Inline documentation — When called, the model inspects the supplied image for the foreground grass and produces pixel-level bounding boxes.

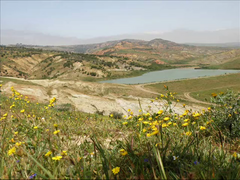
[146,73,240,102]
[0,85,239,179]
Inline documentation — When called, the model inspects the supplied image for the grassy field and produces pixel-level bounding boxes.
[207,57,240,70]
[0,84,239,179]
[145,73,240,102]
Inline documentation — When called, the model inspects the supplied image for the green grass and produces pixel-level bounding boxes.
[206,57,240,70]
[145,73,240,103]
[0,86,239,179]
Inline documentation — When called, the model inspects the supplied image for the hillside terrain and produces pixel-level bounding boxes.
[0,46,170,80]
[13,38,240,69]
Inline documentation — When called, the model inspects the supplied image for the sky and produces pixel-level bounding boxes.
[1,1,239,39]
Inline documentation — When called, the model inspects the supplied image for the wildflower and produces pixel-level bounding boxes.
[192,122,196,125]
[142,129,147,133]
[138,117,143,121]
[52,156,62,161]
[185,131,192,136]
[45,151,52,157]
[193,113,201,118]
[128,116,132,120]
[33,126,38,129]
[173,156,179,160]
[29,173,37,179]
[158,110,163,115]
[8,147,16,156]
[112,167,120,175]
[54,124,58,127]
[15,142,23,147]
[200,126,206,130]
[183,104,186,108]
[3,113,8,117]
[110,114,113,118]
[194,161,199,165]
[164,117,170,121]
[182,123,189,127]
[147,130,159,137]
[211,93,217,98]
[120,149,128,156]
[53,130,60,135]
[233,152,237,158]
[138,109,142,112]
[90,152,94,157]
[173,123,177,126]
[160,94,164,98]
[145,112,150,117]
[184,119,190,122]
[162,123,168,128]
[148,117,152,121]
[144,158,149,162]
[61,151,67,156]
[208,107,211,111]
[20,109,25,113]
[122,122,128,125]
[14,132,18,135]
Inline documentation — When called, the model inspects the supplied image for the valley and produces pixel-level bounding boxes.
[1,38,239,115]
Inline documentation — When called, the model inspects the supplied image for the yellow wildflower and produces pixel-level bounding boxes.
[185,131,192,136]
[54,124,58,127]
[52,156,62,161]
[45,151,52,157]
[53,130,60,135]
[122,122,128,125]
[182,123,189,127]
[20,109,25,113]
[34,126,38,129]
[120,149,128,156]
[184,119,190,122]
[164,117,170,121]
[200,126,206,130]
[3,113,8,117]
[112,167,120,175]
[8,147,16,156]
[158,110,163,115]
[162,123,168,128]
[61,151,67,156]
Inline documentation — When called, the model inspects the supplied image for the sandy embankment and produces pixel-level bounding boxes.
[1,78,204,116]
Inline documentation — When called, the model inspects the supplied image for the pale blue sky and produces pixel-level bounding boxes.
[1,1,239,38]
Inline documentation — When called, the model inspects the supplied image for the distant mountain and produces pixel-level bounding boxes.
[1,28,239,46]
[186,42,240,48]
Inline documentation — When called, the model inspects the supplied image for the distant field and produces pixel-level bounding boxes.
[145,73,240,102]
[207,57,240,70]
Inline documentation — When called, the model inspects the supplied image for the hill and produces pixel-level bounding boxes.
[0,46,171,80]
[19,38,240,67]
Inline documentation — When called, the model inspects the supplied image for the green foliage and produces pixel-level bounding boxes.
[210,90,240,138]
[0,86,239,179]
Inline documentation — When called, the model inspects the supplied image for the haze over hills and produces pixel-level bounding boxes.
[1,28,239,46]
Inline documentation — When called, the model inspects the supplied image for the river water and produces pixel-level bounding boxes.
[100,68,240,84]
